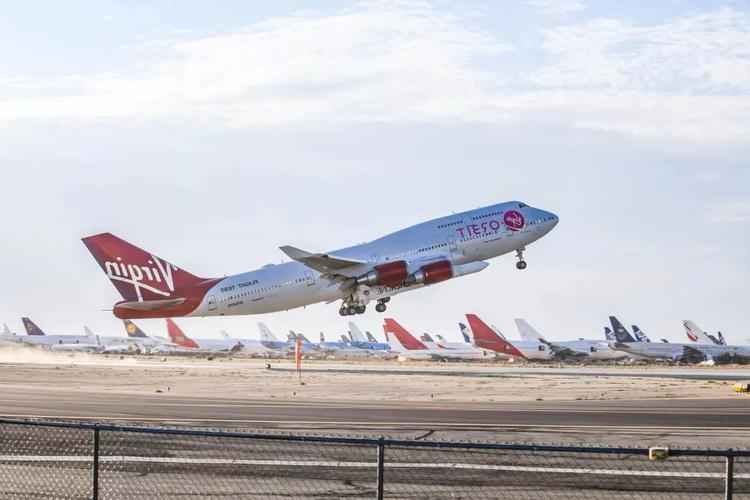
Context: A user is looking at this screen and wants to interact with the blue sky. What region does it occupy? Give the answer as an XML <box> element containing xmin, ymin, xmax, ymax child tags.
<box><xmin>1</xmin><ymin>1</ymin><xmax>748</xmax><ymax>342</ymax></box>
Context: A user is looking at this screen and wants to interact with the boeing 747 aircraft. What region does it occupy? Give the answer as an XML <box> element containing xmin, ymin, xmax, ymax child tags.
<box><xmin>82</xmin><ymin>201</ymin><xmax>558</xmax><ymax>318</ymax></box>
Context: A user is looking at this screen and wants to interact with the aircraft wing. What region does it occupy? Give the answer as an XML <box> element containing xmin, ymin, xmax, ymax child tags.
<box><xmin>542</xmin><ymin>339</ymin><xmax>588</xmax><ymax>359</ymax></box>
<box><xmin>279</xmin><ymin>246</ymin><xmax>367</xmax><ymax>275</ymax></box>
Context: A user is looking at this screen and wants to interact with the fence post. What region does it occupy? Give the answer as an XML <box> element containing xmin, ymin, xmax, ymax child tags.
<box><xmin>92</xmin><ymin>428</ymin><xmax>100</xmax><ymax>500</ymax></box>
<box><xmin>725</xmin><ymin>451</ymin><xmax>734</xmax><ymax>500</ymax></box>
<box><xmin>376</xmin><ymin>437</ymin><xmax>385</xmax><ymax>500</ymax></box>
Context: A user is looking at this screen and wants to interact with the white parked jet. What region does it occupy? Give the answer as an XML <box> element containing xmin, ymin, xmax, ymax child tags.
<box><xmin>83</xmin><ymin>201</ymin><xmax>558</xmax><ymax>319</ymax></box>
<box><xmin>383</xmin><ymin>318</ymin><xmax>497</xmax><ymax>361</ymax></box>
<box><xmin>515</xmin><ymin>318</ymin><xmax>627</xmax><ymax>360</ymax></box>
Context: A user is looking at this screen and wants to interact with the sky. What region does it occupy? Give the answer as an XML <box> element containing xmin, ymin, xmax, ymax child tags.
<box><xmin>1</xmin><ymin>0</ymin><xmax>748</xmax><ymax>343</ymax></box>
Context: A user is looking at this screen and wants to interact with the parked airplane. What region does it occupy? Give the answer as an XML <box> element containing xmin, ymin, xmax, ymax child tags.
<box><xmin>82</xmin><ymin>202</ymin><xmax>558</xmax><ymax>319</ymax></box>
<box><xmin>17</xmin><ymin>318</ymin><xmax>125</xmax><ymax>347</ymax></box>
<box><xmin>219</xmin><ymin>330</ymin><xmax>273</xmax><ymax>355</ymax></box>
<box><xmin>612</xmin><ymin>318</ymin><xmax>750</xmax><ymax>362</ymax></box>
<box><xmin>464</xmin><ymin>315</ymin><xmax>527</xmax><ymax>359</ymax></box>
<box><xmin>165</xmin><ymin>319</ymin><xmax>243</xmax><ymax>353</ymax></box>
<box><xmin>348</xmin><ymin>322</ymin><xmax>390</xmax><ymax>350</ymax></box>
<box><xmin>515</xmin><ymin>319</ymin><xmax>627</xmax><ymax>360</ymax></box>
<box><xmin>258</xmin><ymin>322</ymin><xmax>292</xmax><ymax>350</ymax></box>
<box><xmin>288</xmin><ymin>331</ymin><xmax>318</xmax><ymax>349</ymax></box>
<box><xmin>383</xmin><ymin>318</ymin><xmax>496</xmax><ymax>361</ymax></box>
<box><xmin>317</xmin><ymin>332</ymin><xmax>371</xmax><ymax>357</ymax></box>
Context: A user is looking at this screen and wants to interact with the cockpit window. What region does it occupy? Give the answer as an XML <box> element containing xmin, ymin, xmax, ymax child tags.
<box><xmin>518</xmin><ymin>203</ymin><xmax>527</xmax><ymax>208</ymax></box>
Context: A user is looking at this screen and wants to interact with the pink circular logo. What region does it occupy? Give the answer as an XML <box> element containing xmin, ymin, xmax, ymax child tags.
<box><xmin>504</xmin><ymin>210</ymin><xmax>525</xmax><ymax>230</ymax></box>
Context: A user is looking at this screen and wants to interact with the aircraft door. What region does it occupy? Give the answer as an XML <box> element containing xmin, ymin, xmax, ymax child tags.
<box><xmin>207</xmin><ymin>295</ymin><xmax>217</xmax><ymax>311</ymax></box>
<box><xmin>305</xmin><ymin>271</ymin><xmax>316</xmax><ymax>286</ymax></box>
<box><xmin>447</xmin><ymin>236</ymin><xmax>461</xmax><ymax>260</ymax></box>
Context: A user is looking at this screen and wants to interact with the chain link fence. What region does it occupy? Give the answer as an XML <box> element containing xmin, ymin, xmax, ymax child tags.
<box><xmin>0</xmin><ymin>418</ymin><xmax>747</xmax><ymax>499</ymax></box>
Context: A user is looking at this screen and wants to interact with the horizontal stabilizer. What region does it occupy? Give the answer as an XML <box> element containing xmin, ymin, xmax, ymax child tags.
<box><xmin>115</xmin><ymin>298</ymin><xmax>186</xmax><ymax>311</ymax></box>
<box><xmin>279</xmin><ymin>246</ymin><xmax>366</xmax><ymax>274</ymax></box>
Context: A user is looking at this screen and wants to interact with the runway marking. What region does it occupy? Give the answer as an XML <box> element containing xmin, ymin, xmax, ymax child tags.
<box><xmin>0</xmin><ymin>455</ymin><xmax>744</xmax><ymax>479</ymax></box>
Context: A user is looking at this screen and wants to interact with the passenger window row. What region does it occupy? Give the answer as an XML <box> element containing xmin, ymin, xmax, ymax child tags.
<box><xmin>218</xmin><ymin>278</ymin><xmax>306</xmax><ymax>302</ymax></box>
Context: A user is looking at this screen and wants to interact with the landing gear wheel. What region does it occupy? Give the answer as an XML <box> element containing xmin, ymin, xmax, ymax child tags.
<box><xmin>355</xmin><ymin>305</ymin><xmax>366</xmax><ymax>315</ymax></box>
<box><xmin>339</xmin><ymin>307</ymin><xmax>348</xmax><ymax>316</ymax></box>
<box><xmin>347</xmin><ymin>307</ymin><xmax>357</xmax><ymax>316</ymax></box>
<box><xmin>515</xmin><ymin>247</ymin><xmax>527</xmax><ymax>270</ymax></box>
<box><xmin>375</xmin><ymin>302</ymin><xmax>387</xmax><ymax>313</ymax></box>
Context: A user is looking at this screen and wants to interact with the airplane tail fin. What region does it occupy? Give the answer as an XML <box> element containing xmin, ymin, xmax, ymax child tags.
<box><xmin>84</xmin><ymin>326</ymin><xmax>100</xmax><ymax>345</ymax></box>
<box><xmin>683</xmin><ymin>320</ymin><xmax>712</xmax><ymax>344</ymax></box>
<box><xmin>383</xmin><ymin>325</ymin><xmax>408</xmax><ymax>353</ymax></box>
<box><xmin>287</xmin><ymin>331</ymin><xmax>298</xmax><ymax>342</ymax></box>
<box><xmin>123</xmin><ymin>320</ymin><xmax>148</xmax><ymax>338</ymax></box>
<box><xmin>365</xmin><ymin>331</ymin><xmax>378</xmax><ymax>343</ymax></box>
<box><xmin>21</xmin><ymin>317</ymin><xmax>45</xmax><ymax>336</ymax></box>
<box><xmin>3</xmin><ymin>323</ymin><xmax>12</xmax><ymax>335</ymax></box>
<box><xmin>420</xmin><ymin>333</ymin><xmax>434</xmax><ymax>343</ymax></box>
<box><xmin>609</xmin><ymin>316</ymin><xmax>636</xmax><ymax>343</ymax></box>
<box><xmin>718</xmin><ymin>331</ymin><xmax>727</xmax><ymax>345</ymax></box>
<box><xmin>319</xmin><ymin>332</ymin><xmax>325</xmax><ymax>343</ymax></box>
<box><xmin>383</xmin><ymin>319</ymin><xmax>428</xmax><ymax>350</ymax></box>
<box><xmin>81</xmin><ymin>233</ymin><xmax>209</xmax><ymax>302</ymax></box>
<box><xmin>459</xmin><ymin>323</ymin><xmax>472</xmax><ymax>343</ymax></box>
<box><xmin>219</xmin><ymin>330</ymin><xmax>232</xmax><ymax>340</ymax></box>
<box><xmin>631</xmin><ymin>325</ymin><xmax>651</xmax><ymax>343</ymax></box>
<box><xmin>299</xmin><ymin>333</ymin><xmax>312</xmax><ymax>344</ymax></box>
<box><xmin>604</xmin><ymin>327</ymin><xmax>615</xmax><ymax>341</ymax></box>
<box><xmin>257</xmin><ymin>322</ymin><xmax>278</xmax><ymax>342</ymax></box>
<box><xmin>466</xmin><ymin>314</ymin><xmax>525</xmax><ymax>358</ymax></box>
<box><xmin>348</xmin><ymin>322</ymin><xmax>368</xmax><ymax>343</ymax></box>
<box><xmin>340</xmin><ymin>335</ymin><xmax>350</xmax><ymax>344</ymax></box>
<box><xmin>166</xmin><ymin>319</ymin><xmax>199</xmax><ymax>348</ymax></box>
<box><xmin>514</xmin><ymin>319</ymin><xmax>545</xmax><ymax>342</ymax></box>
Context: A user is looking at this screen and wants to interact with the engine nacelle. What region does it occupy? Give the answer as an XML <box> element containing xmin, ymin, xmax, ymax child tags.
<box><xmin>411</xmin><ymin>260</ymin><xmax>454</xmax><ymax>285</ymax></box>
<box><xmin>355</xmin><ymin>261</ymin><xmax>409</xmax><ymax>288</ymax></box>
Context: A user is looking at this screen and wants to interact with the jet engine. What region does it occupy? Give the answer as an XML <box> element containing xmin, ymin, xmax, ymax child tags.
<box><xmin>355</xmin><ymin>261</ymin><xmax>409</xmax><ymax>288</ymax></box>
<box><xmin>410</xmin><ymin>260</ymin><xmax>454</xmax><ymax>285</ymax></box>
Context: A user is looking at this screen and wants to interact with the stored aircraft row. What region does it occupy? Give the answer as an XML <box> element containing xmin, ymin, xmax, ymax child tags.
<box><xmin>2</xmin><ymin>315</ymin><xmax>744</xmax><ymax>363</ymax></box>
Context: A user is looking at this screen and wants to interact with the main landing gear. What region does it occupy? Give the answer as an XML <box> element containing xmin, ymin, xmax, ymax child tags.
<box><xmin>339</xmin><ymin>305</ymin><xmax>365</xmax><ymax>316</ymax></box>
<box><xmin>515</xmin><ymin>247</ymin><xmax>527</xmax><ymax>270</ymax></box>
<box><xmin>339</xmin><ymin>297</ymin><xmax>390</xmax><ymax>316</ymax></box>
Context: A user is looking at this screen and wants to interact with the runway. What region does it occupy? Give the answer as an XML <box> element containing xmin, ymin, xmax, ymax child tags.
<box><xmin>1</xmin><ymin>386</ymin><xmax>748</xmax><ymax>431</ymax></box>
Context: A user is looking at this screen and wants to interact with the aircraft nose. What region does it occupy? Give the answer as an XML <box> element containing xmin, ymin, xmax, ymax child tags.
<box><xmin>542</xmin><ymin>210</ymin><xmax>559</xmax><ymax>230</ymax></box>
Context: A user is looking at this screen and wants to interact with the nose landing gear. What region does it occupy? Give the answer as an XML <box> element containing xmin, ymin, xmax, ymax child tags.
<box><xmin>515</xmin><ymin>247</ymin><xmax>527</xmax><ymax>270</ymax></box>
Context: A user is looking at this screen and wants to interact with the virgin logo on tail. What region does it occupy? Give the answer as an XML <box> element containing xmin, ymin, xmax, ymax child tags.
<box><xmin>104</xmin><ymin>254</ymin><xmax>177</xmax><ymax>301</ymax></box>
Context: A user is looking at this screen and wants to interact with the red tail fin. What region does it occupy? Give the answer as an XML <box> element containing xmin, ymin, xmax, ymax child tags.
<box><xmin>383</xmin><ymin>319</ymin><xmax>428</xmax><ymax>350</ymax></box>
<box><xmin>466</xmin><ymin>314</ymin><xmax>525</xmax><ymax>358</ymax></box>
<box><xmin>82</xmin><ymin>233</ymin><xmax>207</xmax><ymax>302</ymax></box>
<box><xmin>166</xmin><ymin>319</ymin><xmax>200</xmax><ymax>349</ymax></box>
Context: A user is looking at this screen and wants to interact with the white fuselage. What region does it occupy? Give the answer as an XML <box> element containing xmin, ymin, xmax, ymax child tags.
<box><xmin>614</xmin><ymin>342</ymin><xmax>750</xmax><ymax>361</ymax></box>
<box><xmin>188</xmin><ymin>202</ymin><xmax>558</xmax><ymax>316</ymax></box>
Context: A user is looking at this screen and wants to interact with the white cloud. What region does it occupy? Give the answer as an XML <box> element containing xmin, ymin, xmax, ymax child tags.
<box><xmin>0</xmin><ymin>3</ymin><xmax>749</xmax><ymax>146</ymax></box>
<box><xmin>530</xmin><ymin>7</ymin><xmax>750</xmax><ymax>91</ymax></box>
<box><xmin>0</xmin><ymin>2</ymin><xmax>510</xmax><ymax>126</ymax></box>
<box><xmin>526</xmin><ymin>0</ymin><xmax>586</xmax><ymax>18</ymax></box>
